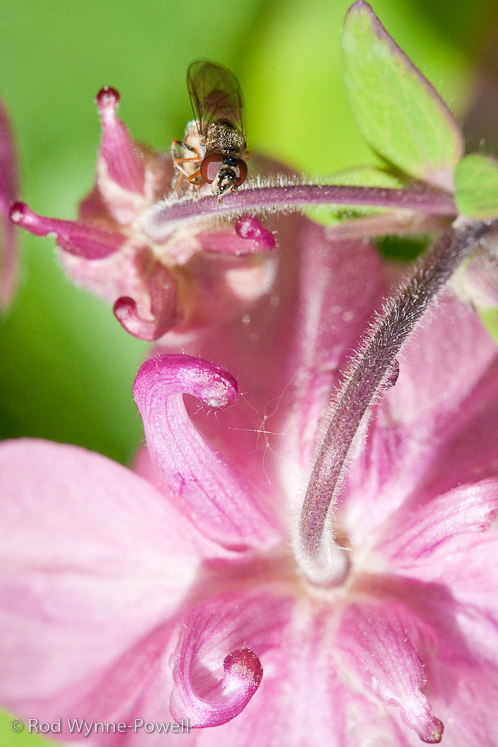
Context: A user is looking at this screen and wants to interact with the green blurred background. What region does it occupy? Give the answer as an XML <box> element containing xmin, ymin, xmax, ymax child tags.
<box><xmin>0</xmin><ymin>0</ymin><xmax>497</xmax><ymax>743</ymax></box>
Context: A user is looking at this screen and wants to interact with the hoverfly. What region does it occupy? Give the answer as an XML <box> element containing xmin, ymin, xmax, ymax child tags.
<box><xmin>171</xmin><ymin>61</ymin><xmax>249</xmax><ymax>199</ymax></box>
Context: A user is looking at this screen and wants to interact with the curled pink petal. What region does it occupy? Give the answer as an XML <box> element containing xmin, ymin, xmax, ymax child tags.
<box><xmin>114</xmin><ymin>297</ymin><xmax>173</xmax><ymax>341</ymax></box>
<box><xmin>381</xmin><ymin>478</ymin><xmax>498</xmax><ymax>562</ymax></box>
<box><xmin>96</xmin><ymin>86</ymin><xmax>145</xmax><ymax>195</ymax></box>
<box><xmin>9</xmin><ymin>202</ymin><xmax>126</xmax><ymax>259</ymax></box>
<box><xmin>196</xmin><ymin>217</ymin><xmax>275</xmax><ymax>256</ymax></box>
<box><xmin>339</xmin><ymin>603</ymin><xmax>444</xmax><ymax>743</ymax></box>
<box><xmin>235</xmin><ymin>215</ymin><xmax>276</xmax><ymax>251</ymax></box>
<box><xmin>113</xmin><ymin>262</ymin><xmax>179</xmax><ymax>341</ymax></box>
<box><xmin>170</xmin><ymin>591</ymin><xmax>291</xmax><ymax>727</ymax></box>
<box><xmin>133</xmin><ymin>354</ymin><xmax>281</xmax><ymax>549</ymax></box>
<box><xmin>177</xmin><ymin>647</ymin><xmax>262</xmax><ymax>728</ymax></box>
<box><xmin>0</xmin><ymin>98</ymin><xmax>19</xmax><ymax>309</ymax></box>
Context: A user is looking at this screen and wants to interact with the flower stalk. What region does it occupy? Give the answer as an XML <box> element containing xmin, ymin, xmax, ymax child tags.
<box><xmin>298</xmin><ymin>218</ymin><xmax>495</xmax><ymax>586</ymax></box>
<box><xmin>142</xmin><ymin>183</ymin><xmax>458</xmax><ymax>242</ymax></box>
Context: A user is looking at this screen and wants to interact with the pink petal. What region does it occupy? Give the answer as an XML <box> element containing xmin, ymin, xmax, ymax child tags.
<box><xmin>103</xmin><ymin>655</ymin><xmax>197</xmax><ymax>747</ymax></box>
<box><xmin>430</xmin><ymin>665</ymin><xmax>498</xmax><ymax>747</ymax></box>
<box><xmin>456</xmin><ymin>255</ymin><xmax>498</xmax><ymax>308</ymax></box>
<box><xmin>170</xmin><ymin>590</ymin><xmax>293</xmax><ymax>728</ymax></box>
<box><xmin>133</xmin><ymin>354</ymin><xmax>283</xmax><ymax>550</ymax></box>
<box><xmin>380</xmin><ymin>478</ymin><xmax>498</xmax><ymax>562</ymax></box>
<box><xmin>78</xmin><ymin>183</ymin><xmax>112</xmax><ymax>221</ymax></box>
<box><xmin>383</xmin><ymin>291</ymin><xmax>497</xmax><ymax>429</ymax></box>
<box><xmin>338</xmin><ymin>602</ymin><xmax>444</xmax><ymax>743</ymax></box>
<box><xmin>381</xmin><ymin>537</ymin><xmax>498</xmax><ymax>746</ymax></box>
<box><xmin>9</xmin><ymin>201</ymin><xmax>126</xmax><ymax>259</ymax></box>
<box><xmin>411</xmin><ymin>354</ymin><xmax>498</xmax><ymax>499</ymax></box>
<box><xmin>132</xmin><ymin>445</ymin><xmax>255</xmax><ymax>562</ymax></box>
<box><xmin>195</xmin><ymin>597</ymin><xmax>414</xmax><ymax>747</ymax></box>
<box><xmin>0</xmin><ymin>439</ymin><xmax>200</xmax><ymax>722</ymax></box>
<box><xmin>342</xmin><ymin>291</ymin><xmax>498</xmax><ymax>542</ymax></box>
<box><xmin>399</xmin><ymin>530</ymin><xmax>498</xmax><ymax>621</ymax></box>
<box><xmin>148</xmin><ymin>211</ymin><xmax>295</xmax><ymax>465</ymax></box>
<box><xmin>0</xmin><ymin>98</ymin><xmax>19</xmax><ymax>308</ymax></box>
<box><xmin>153</xmin><ymin>217</ymin><xmax>385</xmax><ymax>514</ymax></box>
<box><xmin>96</xmin><ymin>87</ymin><xmax>145</xmax><ymax>195</ymax></box>
<box><xmin>59</xmin><ymin>243</ymin><xmax>165</xmax><ymax>318</ymax></box>
<box><xmin>281</xmin><ymin>228</ymin><xmax>385</xmax><ymax>476</ymax></box>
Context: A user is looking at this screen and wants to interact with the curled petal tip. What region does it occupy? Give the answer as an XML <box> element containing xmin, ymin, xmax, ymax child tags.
<box><xmin>235</xmin><ymin>216</ymin><xmax>276</xmax><ymax>251</ymax></box>
<box><xmin>114</xmin><ymin>261</ymin><xmax>179</xmax><ymax>340</ymax></box>
<box><xmin>171</xmin><ymin>647</ymin><xmax>263</xmax><ymax>728</ymax></box>
<box><xmin>224</xmin><ymin>648</ymin><xmax>263</xmax><ymax>689</ymax></box>
<box><xmin>170</xmin><ymin>597</ymin><xmax>266</xmax><ymax>728</ymax></box>
<box><xmin>197</xmin><ymin>216</ymin><xmax>276</xmax><ymax>256</ymax></box>
<box><xmin>113</xmin><ymin>296</ymin><xmax>175</xmax><ymax>341</ymax></box>
<box><xmin>133</xmin><ymin>354</ymin><xmax>239</xmax><ymax>415</ymax></box>
<box><xmin>134</xmin><ymin>354</ymin><xmax>279</xmax><ymax>548</ymax></box>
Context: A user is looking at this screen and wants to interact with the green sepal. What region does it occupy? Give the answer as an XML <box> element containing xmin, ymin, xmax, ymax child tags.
<box><xmin>454</xmin><ymin>153</ymin><xmax>498</xmax><ymax>219</ymax></box>
<box><xmin>342</xmin><ymin>1</ymin><xmax>463</xmax><ymax>191</ymax></box>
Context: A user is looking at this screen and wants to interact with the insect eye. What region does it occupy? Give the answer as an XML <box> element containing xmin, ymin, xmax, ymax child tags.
<box><xmin>234</xmin><ymin>158</ymin><xmax>248</xmax><ymax>187</ymax></box>
<box><xmin>200</xmin><ymin>153</ymin><xmax>225</xmax><ymax>184</ymax></box>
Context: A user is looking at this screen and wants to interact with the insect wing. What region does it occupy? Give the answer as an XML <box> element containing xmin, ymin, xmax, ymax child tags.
<box><xmin>187</xmin><ymin>61</ymin><xmax>246</xmax><ymax>141</ymax></box>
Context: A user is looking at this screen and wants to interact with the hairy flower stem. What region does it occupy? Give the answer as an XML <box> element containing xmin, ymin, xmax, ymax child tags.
<box><xmin>298</xmin><ymin>219</ymin><xmax>493</xmax><ymax>586</ymax></box>
<box><xmin>142</xmin><ymin>184</ymin><xmax>457</xmax><ymax>241</ymax></box>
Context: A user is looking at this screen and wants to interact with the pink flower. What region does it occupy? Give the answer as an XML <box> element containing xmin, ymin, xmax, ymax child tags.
<box><xmin>1</xmin><ymin>216</ymin><xmax>498</xmax><ymax>746</ymax></box>
<box><xmin>9</xmin><ymin>86</ymin><xmax>276</xmax><ymax>341</ymax></box>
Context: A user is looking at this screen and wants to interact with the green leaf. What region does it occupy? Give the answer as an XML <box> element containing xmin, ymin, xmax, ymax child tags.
<box><xmin>374</xmin><ymin>233</ymin><xmax>431</xmax><ymax>261</ymax></box>
<box><xmin>341</xmin><ymin>1</ymin><xmax>463</xmax><ymax>191</ymax></box>
<box><xmin>454</xmin><ymin>153</ymin><xmax>498</xmax><ymax>219</ymax></box>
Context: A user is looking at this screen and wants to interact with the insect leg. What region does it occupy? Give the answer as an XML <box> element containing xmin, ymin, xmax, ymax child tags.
<box><xmin>171</xmin><ymin>138</ymin><xmax>198</xmax><ymax>155</ymax></box>
<box><xmin>173</xmin><ymin>157</ymin><xmax>202</xmax><ymax>178</ymax></box>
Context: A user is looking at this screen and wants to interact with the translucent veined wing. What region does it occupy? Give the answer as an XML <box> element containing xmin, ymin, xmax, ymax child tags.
<box><xmin>187</xmin><ymin>60</ymin><xmax>246</xmax><ymax>142</ymax></box>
